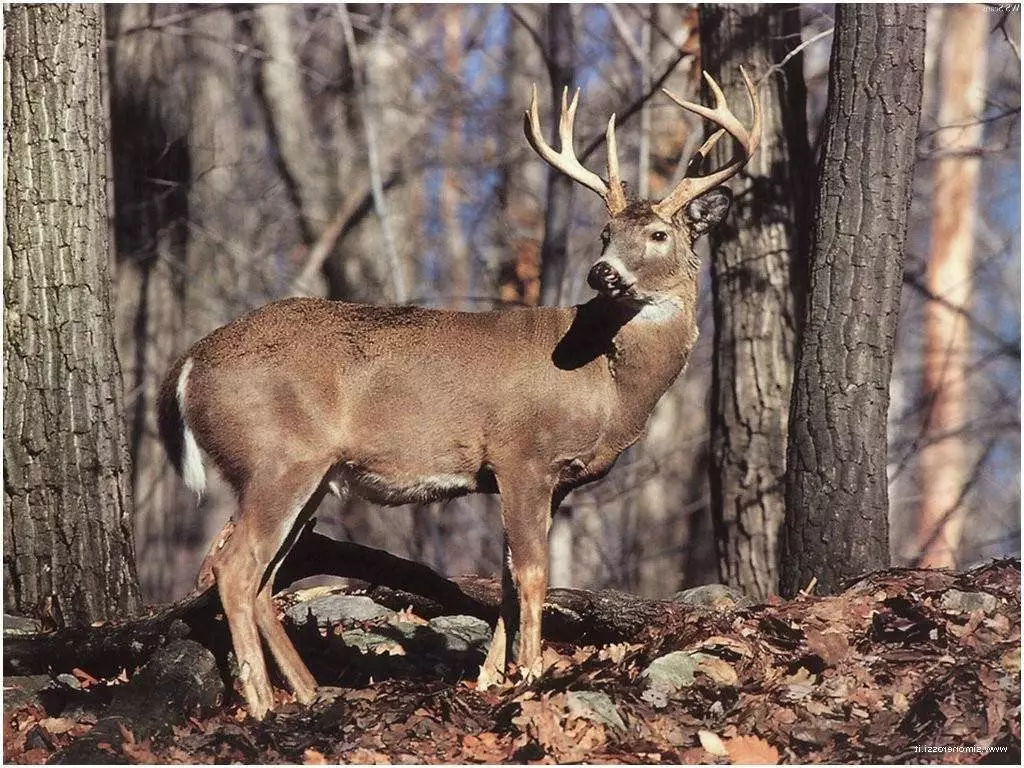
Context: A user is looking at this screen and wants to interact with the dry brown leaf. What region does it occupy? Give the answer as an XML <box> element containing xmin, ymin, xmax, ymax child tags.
<box><xmin>71</xmin><ymin>667</ymin><xmax>100</xmax><ymax>687</ymax></box>
<box><xmin>698</xmin><ymin>729</ymin><xmax>728</xmax><ymax>757</ymax></box>
<box><xmin>698</xmin><ymin>635</ymin><xmax>754</xmax><ymax>657</ymax></box>
<box><xmin>727</xmin><ymin>734</ymin><xmax>780</xmax><ymax>765</ymax></box>
<box><xmin>38</xmin><ymin>717</ymin><xmax>76</xmax><ymax>735</ymax></box>
<box><xmin>598</xmin><ymin>642</ymin><xmax>641</xmax><ymax>664</ymax></box>
<box><xmin>696</xmin><ymin>655</ymin><xmax>739</xmax><ymax>686</ymax></box>
<box><xmin>804</xmin><ymin>628</ymin><xmax>850</xmax><ymax>666</ymax></box>
<box><xmin>303</xmin><ymin>747</ymin><xmax>328</xmax><ymax>764</ymax></box>
<box><xmin>347</xmin><ymin>747</ymin><xmax>392</xmax><ymax>764</ymax></box>
<box><xmin>461</xmin><ymin>732</ymin><xmax>508</xmax><ymax>763</ymax></box>
<box><xmin>542</xmin><ymin>645</ymin><xmax>570</xmax><ymax>673</ymax></box>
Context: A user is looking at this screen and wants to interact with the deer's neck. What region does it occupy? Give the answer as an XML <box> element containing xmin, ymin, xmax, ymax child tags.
<box><xmin>604</xmin><ymin>296</ymin><xmax>698</xmax><ymax>448</ymax></box>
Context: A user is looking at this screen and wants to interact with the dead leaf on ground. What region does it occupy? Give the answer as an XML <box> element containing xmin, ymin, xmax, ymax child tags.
<box><xmin>727</xmin><ymin>734</ymin><xmax>780</xmax><ymax>765</ymax></box>
<box><xmin>303</xmin><ymin>747</ymin><xmax>328</xmax><ymax>764</ymax></box>
<box><xmin>698</xmin><ymin>729</ymin><xmax>729</xmax><ymax>757</ymax></box>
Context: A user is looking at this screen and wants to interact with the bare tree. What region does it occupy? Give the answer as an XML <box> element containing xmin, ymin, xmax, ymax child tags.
<box><xmin>4</xmin><ymin>5</ymin><xmax>143</xmax><ymax>624</ymax></box>
<box><xmin>781</xmin><ymin>4</ymin><xmax>926</xmax><ymax>596</ymax></box>
<box><xmin>916</xmin><ymin>4</ymin><xmax>989</xmax><ymax>569</ymax></box>
<box><xmin>701</xmin><ymin>3</ymin><xmax>812</xmax><ymax>599</ymax></box>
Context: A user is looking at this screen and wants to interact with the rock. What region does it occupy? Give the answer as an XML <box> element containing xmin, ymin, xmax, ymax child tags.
<box><xmin>641</xmin><ymin>650</ymin><xmax>717</xmax><ymax>693</ymax></box>
<box><xmin>340</xmin><ymin>629</ymin><xmax>407</xmax><ymax>655</ymax></box>
<box><xmin>426</xmin><ymin>616</ymin><xmax>491</xmax><ymax>653</ymax></box>
<box><xmin>566</xmin><ymin>690</ymin><xmax>626</xmax><ymax>731</ymax></box>
<box><xmin>671</xmin><ymin>584</ymin><xmax>749</xmax><ymax>609</ymax></box>
<box><xmin>55</xmin><ymin>673</ymin><xmax>82</xmax><ymax>690</ymax></box>
<box><xmin>2</xmin><ymin>674</ymin><xmax>55</xmax><ymax>710</ymax></box>
<box><xmin>939</xmin><ymin>589</ymin><xmax>999</xmax><ymax>614</ymax></box>
<box><xmin>3</xmin><ymin>614</ymin><xmax>42</xmax><ymax>635</ymax></box>
<box><xmin>285</xmin><ymin>594</ymin><xmax>394</xmax><ymax>628</ymax></box>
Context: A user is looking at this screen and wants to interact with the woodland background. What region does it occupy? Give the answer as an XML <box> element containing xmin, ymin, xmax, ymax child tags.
<box><xmin>4</xmin><ymin>3</ymin><xmax>1021</xmax><ymax>610</ymax></box>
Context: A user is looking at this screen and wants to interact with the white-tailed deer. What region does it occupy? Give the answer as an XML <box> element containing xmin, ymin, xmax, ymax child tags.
<box><xmin>158</xmin><ymin>69</ymin><xmax>760</xmax><ymax>719</ymax></box>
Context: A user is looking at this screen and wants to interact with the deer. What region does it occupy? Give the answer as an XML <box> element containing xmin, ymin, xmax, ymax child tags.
<box><xmin>157</xmin><ymin>69</ymin><xmax>760</xmax><ymax>720</ymax></box>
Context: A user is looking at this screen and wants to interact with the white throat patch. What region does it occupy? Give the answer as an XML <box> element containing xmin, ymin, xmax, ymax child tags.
<box><xmin>635</xmin><ymin>298</ymin><xmax>684</xmax><ymax>323</ymax></box>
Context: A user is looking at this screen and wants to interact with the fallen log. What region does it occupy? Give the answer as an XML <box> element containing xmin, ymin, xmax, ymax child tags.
<box><xmin>49</xmin><ymin>639</ymin><xmax>223</xmax><ymax>764</ymax></box>
<box><xmin>3</xmin><ymin>524</ymin><xmax>694</xmax><ymax>678</ymax></box>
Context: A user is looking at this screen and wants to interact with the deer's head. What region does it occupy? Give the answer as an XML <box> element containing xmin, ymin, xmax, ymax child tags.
<box><xmin>525</xmin><ymin>69</ymin><xmax>761</xmax><ymax>306</ymax></box>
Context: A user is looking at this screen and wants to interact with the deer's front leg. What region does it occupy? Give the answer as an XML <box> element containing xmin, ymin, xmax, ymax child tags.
<box><xmin>497</xmin><ymin>482</ymin><xmax>553</xmax><ymax>683</ymax></box>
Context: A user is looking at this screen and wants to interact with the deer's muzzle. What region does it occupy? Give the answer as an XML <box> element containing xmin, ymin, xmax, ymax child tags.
<box><xmin>587</xmin><ymin>259</ymin><xmax>634</xmax><ymax>297</ymax></box>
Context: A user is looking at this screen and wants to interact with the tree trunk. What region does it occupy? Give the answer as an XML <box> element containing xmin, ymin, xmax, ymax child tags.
<box><xmin>780</xmin><ymin>3</ymin><xmax>926</xmax><ymax>597</ymax></box>
<box><xmin>916</xmin><ymin>4</ymin><xmax>989</xmax><ymax>569</ymax></box>
<box><xmin>702</xmin><ymin>4</ymin><xmax>812</xmax><ymax>599</ymax></box>
<box><xmin>3</xmin><ymin>4</ymin><xmax>143</xmax><ymax>625</ymax></box>
<box><xmin>537</xmin><ymin>3</ymin><xmax>576</xmax><ymax>308</ymax></box>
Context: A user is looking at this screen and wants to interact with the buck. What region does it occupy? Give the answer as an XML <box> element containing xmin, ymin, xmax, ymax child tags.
<box><xmin>158</xmin><ymin>69</ymin><xmax>760</xmax><ymax>719</ymax></box>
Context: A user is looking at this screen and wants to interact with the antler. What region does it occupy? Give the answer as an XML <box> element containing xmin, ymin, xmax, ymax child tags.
<box><xmin>651</xmin><ymin>67</ymin><xmax>761</xmax><ymax>221</ymax></box>
<box><xmin>524</xmin><ymin>85</ymin><xmax>627</xmax><ymax>215</ymax></box>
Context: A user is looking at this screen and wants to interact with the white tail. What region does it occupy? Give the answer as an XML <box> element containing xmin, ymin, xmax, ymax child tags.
<box><xmin>158</xmin><ymin>70</ymin><xmax>760</xmax><ymax>720</ymax></box>
<box><xmin>175</xmin><ymin>359</ymin><xmax>207</xmax><ymax>497</ymax></box>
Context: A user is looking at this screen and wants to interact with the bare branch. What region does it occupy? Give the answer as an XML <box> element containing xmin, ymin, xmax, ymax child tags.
<box><xmin>758</xmin><ymin>26</ymin><xmax>835</xmax><ymax>85</ymax></box>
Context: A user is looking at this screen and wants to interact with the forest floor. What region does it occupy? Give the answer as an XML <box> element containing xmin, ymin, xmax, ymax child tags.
<box><xmin>3</xmin><ymin>559</ymin><xmax>1020</xmax><ymax>764</ymax></box>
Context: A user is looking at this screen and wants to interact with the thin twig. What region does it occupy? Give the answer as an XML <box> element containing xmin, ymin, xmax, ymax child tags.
<box><xmin>758</xmin><ymin>26</ymin><xmax>835</xmax><ymax>85</ymax></box>
<box><xmin>579</xmin><ymin>46</ymin><xmax>692</xmax><ymax>163</ymax></box>
<box><xmin>603</xmin><ymin>3</ymin><xmax>646</xmax><ymax>66</ymax></box>
<box><xmin>994</xmin><ymin>11</ymin><xmax>1021</xmax><ymax>64</ymax></box>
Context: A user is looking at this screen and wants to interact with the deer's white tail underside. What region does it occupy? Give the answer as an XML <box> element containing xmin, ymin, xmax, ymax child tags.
<box><xmin>176</xmin><ymin>358</ymin><xmax>207</xmax><ymax>497</ymax></box>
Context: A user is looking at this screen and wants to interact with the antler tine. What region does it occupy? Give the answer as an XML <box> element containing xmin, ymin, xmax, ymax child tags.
<box><xmin>524</xmin><ymin>84</ymin><xmax>627</xmax><ymax>215</ymax></box>
<box><xmin>605</xmin><ymin>115</ymin><xmax>627</xmax><ymax>214</ymax></box>
<box><xmin>652</xmin><ymin>67</ymin><xmax>762</xmax><ymax>221</ymax></box>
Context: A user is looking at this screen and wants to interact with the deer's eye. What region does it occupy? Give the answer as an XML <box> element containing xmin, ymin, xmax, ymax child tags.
<box><xmin>600</xmin><ymin>229</ymin><xmax>611</xmax><ymax>245</ymax></box>
<box><xmin>650</xmin><ymin>230</ymin><xmax>669</xmax><ymax>243</ymax></box>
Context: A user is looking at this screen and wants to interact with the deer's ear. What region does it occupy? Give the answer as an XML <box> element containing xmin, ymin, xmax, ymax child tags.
<box><xmin>683</xmin><ymin>187</ymin><xmax>732</xmax><ymax>238</ymax></box>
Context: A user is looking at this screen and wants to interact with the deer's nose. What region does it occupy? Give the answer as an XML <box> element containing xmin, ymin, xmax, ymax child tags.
<box><xmin>587</xmin><ymin>260</ymin><xmax>622</xmax><ymax>292</ymax></box>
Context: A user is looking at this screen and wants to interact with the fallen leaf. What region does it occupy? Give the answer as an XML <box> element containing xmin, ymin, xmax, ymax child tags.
<box><xmin>461</xmin><ymin>732</ymin><xmax>508</xmax><ymax>763</ymax></box>
<box><xmin>39</xmin><ymin>717</ymin><xmax>76</xmax><ymax>735</ymax></box>
<box><xmin>727</xmin><ymin>734</ymin><xmax>780</xmax><ymax>765</ymax></box>
<box><xmin>303</xmin><ymin>747</ymin><xmax>328</xmax><ymax>764</ymax></box>
<box><xmin>698</xmin><ymin>729</ymin><xmax>728</xmax><ymax>757</ymax></box>
<box><xmin>346</xmin><ymin>747</ymin><xmax>391</xmax><ymax>764</ymax></box>
<box><xmin>696</xmin><ymin>655</ymin><xmax>739</xmax><ymax>686</ymax></box>
<box><xmin>71</xmin><ymin>668</ymin><xmax>99</xmax><ymax>688</ymax></box>
<box><xmin>804</xmin><ymin>629</ymin><xmax>850</xmax><ymax>666</ymax></box>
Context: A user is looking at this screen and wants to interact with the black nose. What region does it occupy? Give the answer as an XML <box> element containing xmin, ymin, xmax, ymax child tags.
<box><xmin>587</xmin><ymin>261</ymin><xmax>621</xmax><ymax>292</ymax></box>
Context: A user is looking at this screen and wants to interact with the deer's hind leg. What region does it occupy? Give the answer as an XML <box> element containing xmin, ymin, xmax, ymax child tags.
<box><xmin>211</xmin><ymin>460</ymin><xmax>330</xmax><ymax>719</ymax></box>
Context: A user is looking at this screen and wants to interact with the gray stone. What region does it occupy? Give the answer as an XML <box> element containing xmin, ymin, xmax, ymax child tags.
<box><xmin>3</xmin><ymin>614</ymin><xmax>42</xmax><ymax>635</ymax></box>
<box><xmin>641</xmin><ymin>650</ymin><xmax>714</xmax><ymax>693</ymax></box>
<box><xmin>566</xmin><ymin>690</ymin><xmax>626</xmax><ymax>731</ymax></box>
<box><xmin>285</xmin><ymin>594</ymin><xmax>394</xmax><ymax>628</ymax></box>
<box><xmin>671</xmin><ymin>584</ymin><xmax>749</xmax><ymax>609</ymax></box>
<box><xmin>427</xmin><ymin>615</ymin><xmax>492</xmax><ymax>653</ymax></box>
<box><xmin>938</xmin><ymin>589</ymin><xmax>999</xmax><ymax>614</ymax></box>
<box><xmin>3</xmin><ymin>675</ymin><xmax>54</xmax><ymax>710</ymax></box>
<box><xmin>340</xmin><ymin>628</ymin><xmax>406</xmax><ymax>655</ymax></box>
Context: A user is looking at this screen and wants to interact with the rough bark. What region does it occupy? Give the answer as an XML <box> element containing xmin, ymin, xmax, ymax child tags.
<box><xmin>701</xmin><ymin>4</ymin><xmax>812</xmax><ymax>599</ymax></box>
<box><xmin>916</xmin><ymin>4</ymin><xmax>989</xmax><ymax>569</ymax></box>
<box><xmin>3</xmin><ymin>4</ymin><xmax>143</xmax><ymax>625</ymax></box>
<box><xmin>781</xmin><ymin>4</ymin><xmax>926</xmax><ymax>597</ymax></box>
